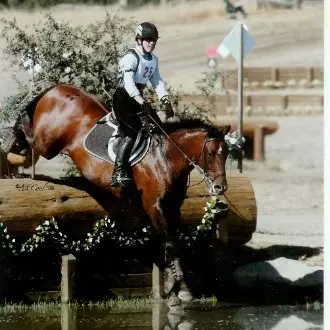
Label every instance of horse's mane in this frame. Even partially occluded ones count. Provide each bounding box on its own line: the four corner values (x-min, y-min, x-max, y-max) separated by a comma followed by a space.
162, 119, 224, 139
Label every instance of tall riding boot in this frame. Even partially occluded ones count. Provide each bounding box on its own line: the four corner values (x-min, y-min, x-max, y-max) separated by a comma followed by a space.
111, 136, 135, 188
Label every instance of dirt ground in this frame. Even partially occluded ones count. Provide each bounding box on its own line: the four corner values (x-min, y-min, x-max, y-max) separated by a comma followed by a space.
0, 1, 324, 265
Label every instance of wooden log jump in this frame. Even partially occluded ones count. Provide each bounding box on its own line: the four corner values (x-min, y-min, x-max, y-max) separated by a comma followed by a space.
0, 172, 256, 300
0, 171, 257, 245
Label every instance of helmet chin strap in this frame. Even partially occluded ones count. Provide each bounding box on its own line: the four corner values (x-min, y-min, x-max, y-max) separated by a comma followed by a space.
137, 40, 152, 54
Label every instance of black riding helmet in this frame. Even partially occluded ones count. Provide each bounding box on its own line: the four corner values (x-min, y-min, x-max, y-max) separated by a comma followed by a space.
135, 22, 159, 41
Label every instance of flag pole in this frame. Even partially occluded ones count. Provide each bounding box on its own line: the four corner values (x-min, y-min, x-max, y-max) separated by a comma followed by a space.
237, 23, 244, 173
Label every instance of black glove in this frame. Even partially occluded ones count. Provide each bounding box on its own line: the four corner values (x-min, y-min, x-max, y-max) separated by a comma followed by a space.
141, 102, 153, 116
140, 102, 153, 126
161, 96, 174, 118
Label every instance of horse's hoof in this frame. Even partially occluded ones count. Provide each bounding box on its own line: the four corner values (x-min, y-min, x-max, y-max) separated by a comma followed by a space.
178, 289, 193, 302
177, 320, 194, 330
167, 296, 182, 308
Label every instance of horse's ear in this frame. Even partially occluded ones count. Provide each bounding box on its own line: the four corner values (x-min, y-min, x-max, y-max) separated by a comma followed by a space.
220, 125, 231, 136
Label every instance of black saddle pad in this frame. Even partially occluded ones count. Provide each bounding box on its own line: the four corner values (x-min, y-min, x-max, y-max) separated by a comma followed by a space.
84, 113, 151, 165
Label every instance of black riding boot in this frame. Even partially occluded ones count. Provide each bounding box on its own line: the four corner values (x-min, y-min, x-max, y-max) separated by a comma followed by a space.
111, 136, 135, 188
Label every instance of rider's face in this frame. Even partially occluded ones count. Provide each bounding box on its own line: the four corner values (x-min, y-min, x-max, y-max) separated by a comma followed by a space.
141, 38, 157, 53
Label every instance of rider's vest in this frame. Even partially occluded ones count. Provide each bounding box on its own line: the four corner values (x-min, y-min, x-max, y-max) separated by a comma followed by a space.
117, 48, 158, 93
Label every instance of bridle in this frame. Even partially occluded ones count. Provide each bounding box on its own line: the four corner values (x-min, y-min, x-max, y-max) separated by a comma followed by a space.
147, 115, 226, 193
192, 138, 226, 191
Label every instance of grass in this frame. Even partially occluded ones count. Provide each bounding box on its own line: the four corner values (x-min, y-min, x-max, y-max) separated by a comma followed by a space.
0, 301, 61, 315
0, 296, 246, 315
0, 297, 323, 316
0, 297, 206, 313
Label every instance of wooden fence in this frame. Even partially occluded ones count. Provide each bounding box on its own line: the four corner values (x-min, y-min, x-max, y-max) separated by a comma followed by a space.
221, 67, 323, 90
179, 91, 323, 116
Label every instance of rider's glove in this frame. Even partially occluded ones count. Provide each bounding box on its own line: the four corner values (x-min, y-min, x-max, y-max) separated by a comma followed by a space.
141, 102, 153, 116
161, 96, 174, 119
140, 102, 153, 126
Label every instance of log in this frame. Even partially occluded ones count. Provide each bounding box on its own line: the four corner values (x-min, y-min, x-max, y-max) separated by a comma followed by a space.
0, 170, 256, 244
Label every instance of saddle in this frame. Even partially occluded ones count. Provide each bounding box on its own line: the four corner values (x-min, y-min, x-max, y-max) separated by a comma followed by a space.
84, 112, 151, 165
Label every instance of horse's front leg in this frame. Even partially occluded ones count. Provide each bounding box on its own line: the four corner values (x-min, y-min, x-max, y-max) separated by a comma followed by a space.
147, 201, 192, 304
164, 240, 193, 305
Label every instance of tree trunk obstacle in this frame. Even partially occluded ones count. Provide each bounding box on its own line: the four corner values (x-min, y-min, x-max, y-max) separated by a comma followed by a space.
0, 171, 256, 244
0, 172, 256, 300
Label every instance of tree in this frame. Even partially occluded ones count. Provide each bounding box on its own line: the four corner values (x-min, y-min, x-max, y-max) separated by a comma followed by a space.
0, 12, 134, 122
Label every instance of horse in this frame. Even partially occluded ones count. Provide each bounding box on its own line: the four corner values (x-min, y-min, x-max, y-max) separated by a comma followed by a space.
11, 84, 231, 304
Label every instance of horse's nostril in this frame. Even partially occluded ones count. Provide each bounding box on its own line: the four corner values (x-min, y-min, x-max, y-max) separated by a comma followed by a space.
214, 185, 223, 192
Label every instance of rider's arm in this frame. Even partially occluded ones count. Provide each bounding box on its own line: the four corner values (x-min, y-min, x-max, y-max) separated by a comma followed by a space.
149, 58, 168, 101
119, 53, 143, 103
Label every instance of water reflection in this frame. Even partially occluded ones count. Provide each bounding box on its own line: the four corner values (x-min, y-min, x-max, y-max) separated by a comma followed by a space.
61, 304, 76, 330
0, 302, 323, 329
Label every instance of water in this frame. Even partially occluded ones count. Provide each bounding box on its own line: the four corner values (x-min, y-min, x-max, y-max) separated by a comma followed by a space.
0, 302, 323, 329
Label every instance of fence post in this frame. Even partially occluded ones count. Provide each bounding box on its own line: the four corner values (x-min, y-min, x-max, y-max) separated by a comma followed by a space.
271, 67, 279, 82
0, 257, 5, 301
61, 254, 76, 303
253, 125, 265, 161
306, 67, 314, 83
152, 263, 164, 299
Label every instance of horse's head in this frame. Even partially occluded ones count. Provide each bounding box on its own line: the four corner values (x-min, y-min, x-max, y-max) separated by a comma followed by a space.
198, 125, 231, 195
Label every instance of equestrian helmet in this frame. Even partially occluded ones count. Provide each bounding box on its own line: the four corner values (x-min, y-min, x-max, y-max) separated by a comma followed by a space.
135, 22, 159, 41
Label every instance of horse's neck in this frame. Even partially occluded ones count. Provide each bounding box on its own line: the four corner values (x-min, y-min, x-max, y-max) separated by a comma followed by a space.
168, 130, 206, 170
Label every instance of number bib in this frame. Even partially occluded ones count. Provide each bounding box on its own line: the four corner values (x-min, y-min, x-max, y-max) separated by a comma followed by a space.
135, 52, 157, 84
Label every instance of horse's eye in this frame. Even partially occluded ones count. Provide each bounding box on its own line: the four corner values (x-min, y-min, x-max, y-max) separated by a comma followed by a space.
207, 152, 214, 158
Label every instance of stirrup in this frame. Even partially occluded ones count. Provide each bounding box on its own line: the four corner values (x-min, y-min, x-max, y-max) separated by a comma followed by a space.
110, 170, 133, 188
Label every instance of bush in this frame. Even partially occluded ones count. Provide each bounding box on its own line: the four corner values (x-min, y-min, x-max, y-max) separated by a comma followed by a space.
0, 12, 134, 122
179, 70, 222, 123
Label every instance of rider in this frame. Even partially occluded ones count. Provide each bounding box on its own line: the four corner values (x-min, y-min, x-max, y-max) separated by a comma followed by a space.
111, 22, 175, 189
224, 0, 248, 19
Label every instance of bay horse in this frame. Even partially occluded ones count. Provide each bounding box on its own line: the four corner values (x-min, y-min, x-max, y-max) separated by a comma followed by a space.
13, 84, 230, 304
